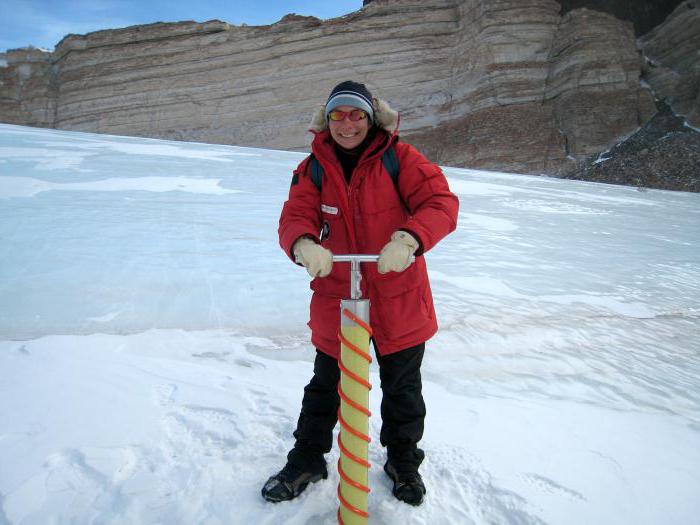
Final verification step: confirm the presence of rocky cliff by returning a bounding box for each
[639,1,700,128]
[558,1,700,191]
[1,0,697,180]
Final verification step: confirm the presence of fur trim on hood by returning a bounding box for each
[309,97,399,135]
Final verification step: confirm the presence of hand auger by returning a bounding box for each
[333,254,414,525]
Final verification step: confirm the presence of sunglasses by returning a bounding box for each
[328,109,368,122]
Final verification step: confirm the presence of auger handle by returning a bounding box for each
[331,255,415,300]
[332,255,380,263]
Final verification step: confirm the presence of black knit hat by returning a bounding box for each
[325,80,374,122]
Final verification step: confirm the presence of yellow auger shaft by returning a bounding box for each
[330,253,414,523]
[337,300,372,525]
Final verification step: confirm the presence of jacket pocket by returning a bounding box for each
[369,256,424,298]
[372,281,432,343]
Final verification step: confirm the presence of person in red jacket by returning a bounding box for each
[262,81,459,506]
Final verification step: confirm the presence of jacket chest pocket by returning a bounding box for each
[358,173,406,216]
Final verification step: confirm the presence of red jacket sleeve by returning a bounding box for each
[278,156,322,261]
[394,142,459,255]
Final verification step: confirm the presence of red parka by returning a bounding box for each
[279,121,458,358]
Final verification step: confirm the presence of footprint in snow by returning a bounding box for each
[234,357,266,369]
[192,351,230,362]
[384,447,548,525]
[44,449,109,495]
[152,383,178,407]
[521,473,586,501]
[161,404,244,456]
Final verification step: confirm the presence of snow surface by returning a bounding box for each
[684,121,700,133]
[1,123,699,524]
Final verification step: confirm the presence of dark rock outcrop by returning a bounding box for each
[560,102,700,191]
[557,0,686,35]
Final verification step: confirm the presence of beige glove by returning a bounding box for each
[378,230,419,274]
[293,237,333,278]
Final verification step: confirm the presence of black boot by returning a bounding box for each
[261,461,328,502]
[384,448,426,506]
[384,461,426,506]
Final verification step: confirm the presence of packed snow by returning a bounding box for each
[1,123,699,524]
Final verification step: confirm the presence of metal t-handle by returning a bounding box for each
[331,254,415,300]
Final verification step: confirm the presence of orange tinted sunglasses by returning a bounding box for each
[328,109,368,122]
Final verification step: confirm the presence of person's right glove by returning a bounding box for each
[293,237,333,278]
[378,230,419,274]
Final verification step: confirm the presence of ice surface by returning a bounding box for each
[0,125,309,340]
[1,123,699,524]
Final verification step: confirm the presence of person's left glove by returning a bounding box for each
[377,230,419,274]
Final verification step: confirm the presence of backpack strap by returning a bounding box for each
[309,154,323,192]
[307,145,399,193]
[381,145,399,186]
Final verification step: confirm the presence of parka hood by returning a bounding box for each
[309,97,399,135]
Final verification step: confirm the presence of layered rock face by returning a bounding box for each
[380,0,655,172]
[0,0,684,174]
[544,8,656,158]
[639,1,700,128]
[0,47,55,127]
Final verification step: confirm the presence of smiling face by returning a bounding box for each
[328,105,370,150]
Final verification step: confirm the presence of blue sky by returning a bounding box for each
[0,1,363,53]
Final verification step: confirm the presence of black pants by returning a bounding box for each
[288,343,426,472]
